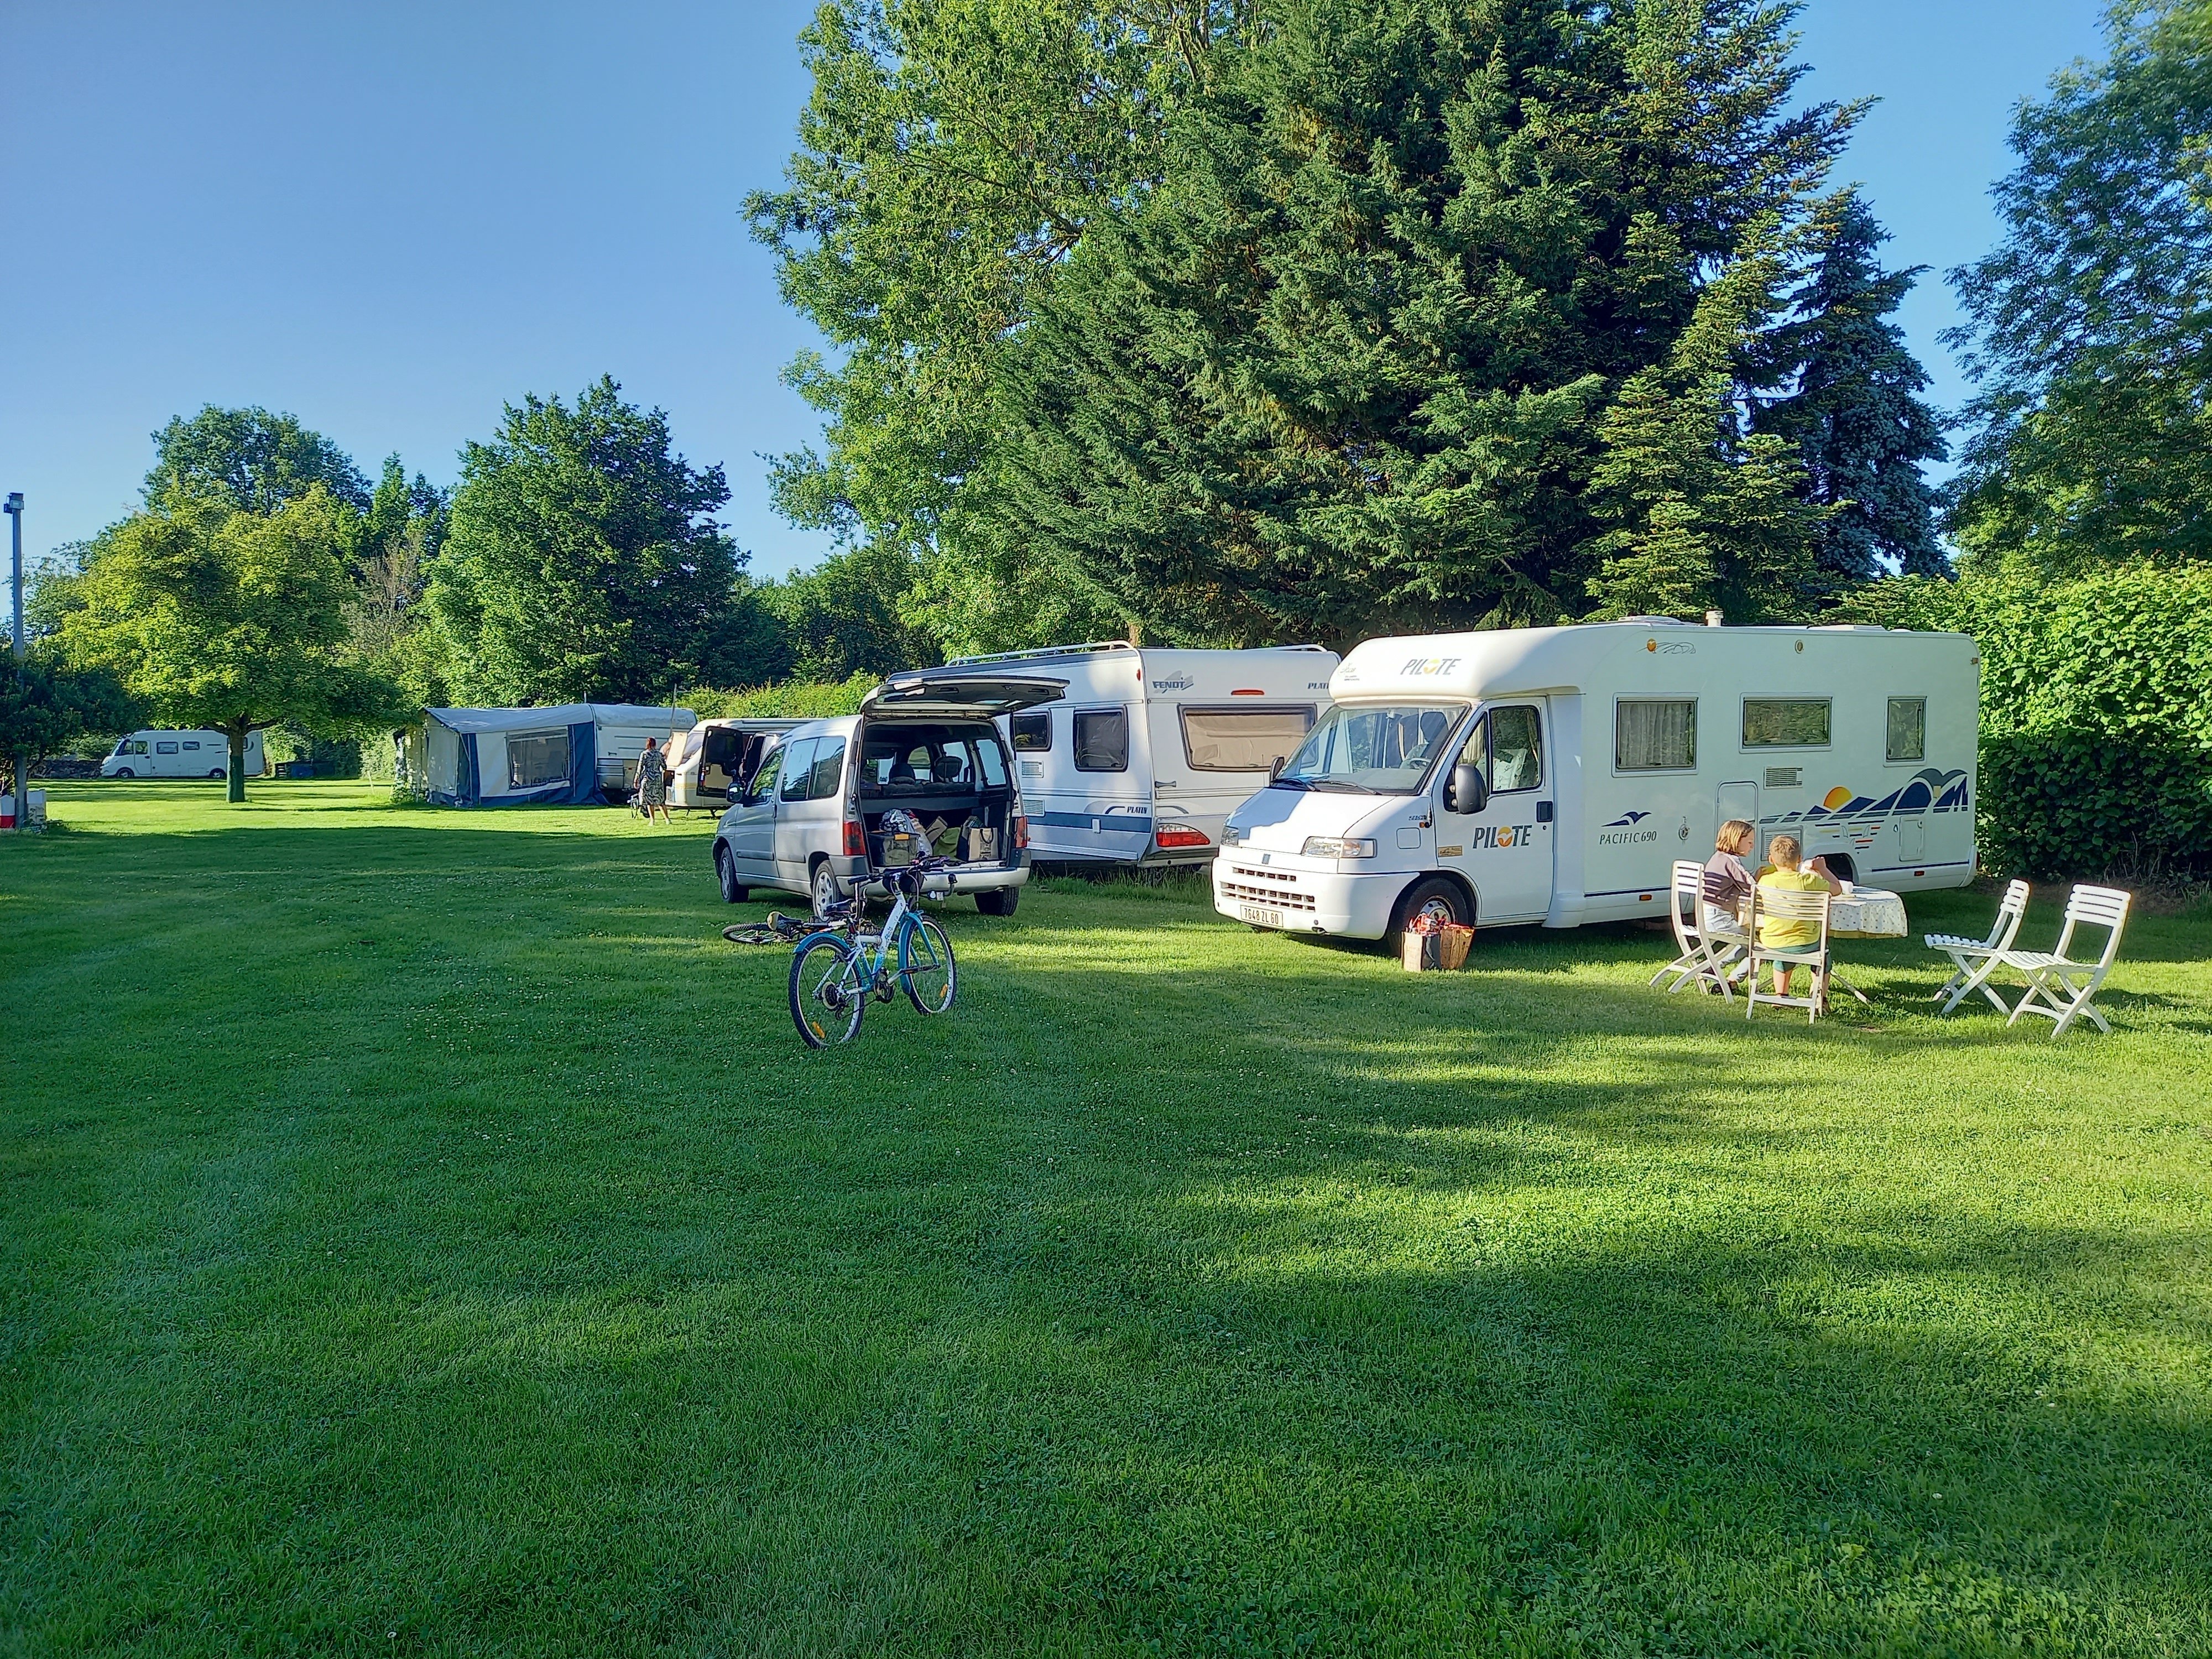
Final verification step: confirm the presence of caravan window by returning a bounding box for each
[1009,712,1052,752]
[155,740,178,755]
[181,740,200,752]
[1741,697,1830,748]
[1180,707,1316,771]
[508,729,571,790]
[1615,700,1696,771]
[1073,709,1128,773]
[1887,697,1927,762]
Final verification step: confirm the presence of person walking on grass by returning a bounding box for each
[634,735,671,825]
[1757,834,1842,1003]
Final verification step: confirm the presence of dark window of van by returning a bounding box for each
[508,729,571,789]
[1485,705,1544,791]
[975,737,1008,787]
[745,745,782,803]
[181,740,200,752]
[1074,709,1128,772]
[156,740,179,754]
[779,738,819,801]
[805,738,848,800]
[1009,712,1051,752]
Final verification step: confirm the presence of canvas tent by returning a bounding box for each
[420,704,695,806]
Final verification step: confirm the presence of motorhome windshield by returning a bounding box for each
[1274,702,1467,794]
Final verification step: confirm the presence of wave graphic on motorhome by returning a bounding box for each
[1602,811,1652,827]
[1760,768,1969,831]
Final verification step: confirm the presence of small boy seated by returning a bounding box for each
[1757,834,1842,1000]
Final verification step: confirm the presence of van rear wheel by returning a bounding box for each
[811,859,843,919]
[1391,877,1470,942]
[208,769,226,780]
[975,888,1018,917]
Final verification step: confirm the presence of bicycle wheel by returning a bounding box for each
[899,915,958,1015]
[790,933,866,1047]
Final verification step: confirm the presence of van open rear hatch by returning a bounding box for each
[861,671,1067,718]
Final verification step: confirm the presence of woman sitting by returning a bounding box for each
[1701,818,1757,935]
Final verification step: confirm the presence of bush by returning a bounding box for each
[1844,564,2212,878]
[677,673,877,722]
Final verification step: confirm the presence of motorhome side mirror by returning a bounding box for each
[1446,763,1488,815]
[1269,755,1286,782]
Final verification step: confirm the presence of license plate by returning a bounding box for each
[1239,903,1285,929]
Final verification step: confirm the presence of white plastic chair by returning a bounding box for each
[1651,860,1747,1000]
[1745,884,1832,1024]
[1926,879,2031,1015]
[2003,884,2131,1037]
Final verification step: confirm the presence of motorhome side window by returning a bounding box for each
[1074,709,1128,773]
[1179,707,1316,771]
[181,740,200,752]
[507,729,571,790]
[1741,697,1830,748]
[1615,700,1696,771]
[156,740,178,754]
[1886,697,1927,763]
[779,739,820,801]
[1009,712,1051,752]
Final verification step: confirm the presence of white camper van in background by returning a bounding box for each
[664,717,803,809]
[1214,620,1978,941]
[963,641,1339,865]
[102,729,265,779]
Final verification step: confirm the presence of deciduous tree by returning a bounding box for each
[144,406,372,516]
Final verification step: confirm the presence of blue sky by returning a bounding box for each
[2,1,2108,586]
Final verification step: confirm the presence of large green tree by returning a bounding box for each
[0,657,138,806]
[425,378,776,704]
[58,490,405,801]
[144,406,373,515]
[1946,0,2212,575]
[1752,191,1948,582]
[980,0,1856,645]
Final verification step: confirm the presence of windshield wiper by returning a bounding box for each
[1266,776,1311,791]
[1307,779,1381,794]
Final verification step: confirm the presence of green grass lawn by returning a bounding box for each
[4,782,2209,1657]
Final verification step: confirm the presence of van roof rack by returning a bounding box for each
[946,639,1333,666]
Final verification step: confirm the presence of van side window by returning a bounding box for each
[1009,712,1051,752]
[156,740,179,754]
[181,740,200,752]
[747,746,783,803]
[1616,700,1696,771]
[1486,706,1543,791]
[805,738,847,800]
[974,738,1007,787]
[779,739,819,801]
[1886,697,1927,762]
[1074,709,1128,773]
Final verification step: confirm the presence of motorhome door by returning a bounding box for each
[1437,702,1555,924]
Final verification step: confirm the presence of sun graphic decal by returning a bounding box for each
[1822,785,1856,811]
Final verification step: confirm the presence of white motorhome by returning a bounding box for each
[102,729,265,779]
[663,717,803,810]
[957,641,1338,865]
[1213,620,1978,940]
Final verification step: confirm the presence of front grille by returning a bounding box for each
[1220,865,1317,911]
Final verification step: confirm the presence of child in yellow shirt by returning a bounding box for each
[1757,834,1842,999]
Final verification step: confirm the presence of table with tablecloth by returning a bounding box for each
[1828,885,1907,938]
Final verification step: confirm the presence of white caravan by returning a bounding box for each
[102,729,266,779]
[664,718,803,809]
[959,641,1339,865]
[1213,620,1978,940]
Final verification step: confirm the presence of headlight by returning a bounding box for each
[1220,823,1244,846]
[1302,836,1377,859]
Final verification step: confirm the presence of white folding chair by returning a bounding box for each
[2003,884,2131,1037]
[1926,879,2031,1015]
[1650,860,1746,999]
[1745,884,1832,1024]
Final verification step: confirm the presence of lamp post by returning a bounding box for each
[6,492,25,831]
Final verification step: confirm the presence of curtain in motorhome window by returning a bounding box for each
[1009,712,1051,752]
[1074,709,1128,772]
[1741,697,1830,747]
[1180,708,1315,771]
[507,729,571,790]
[1886,697,1927,762]
[1615,700,1696,770]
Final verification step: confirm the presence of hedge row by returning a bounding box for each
[1844,563,2212,878]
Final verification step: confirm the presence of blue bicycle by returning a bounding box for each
[789,856,959,1047]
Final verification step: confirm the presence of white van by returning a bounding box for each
[1213,620,1978,940]
[663,718,802,809]
[957,641,1337,865]
[102,729,265,780]
[713,669,1065,916]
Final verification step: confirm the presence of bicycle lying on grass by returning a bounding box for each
[789,855,959,1047]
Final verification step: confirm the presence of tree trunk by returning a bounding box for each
[228,727,248,804]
